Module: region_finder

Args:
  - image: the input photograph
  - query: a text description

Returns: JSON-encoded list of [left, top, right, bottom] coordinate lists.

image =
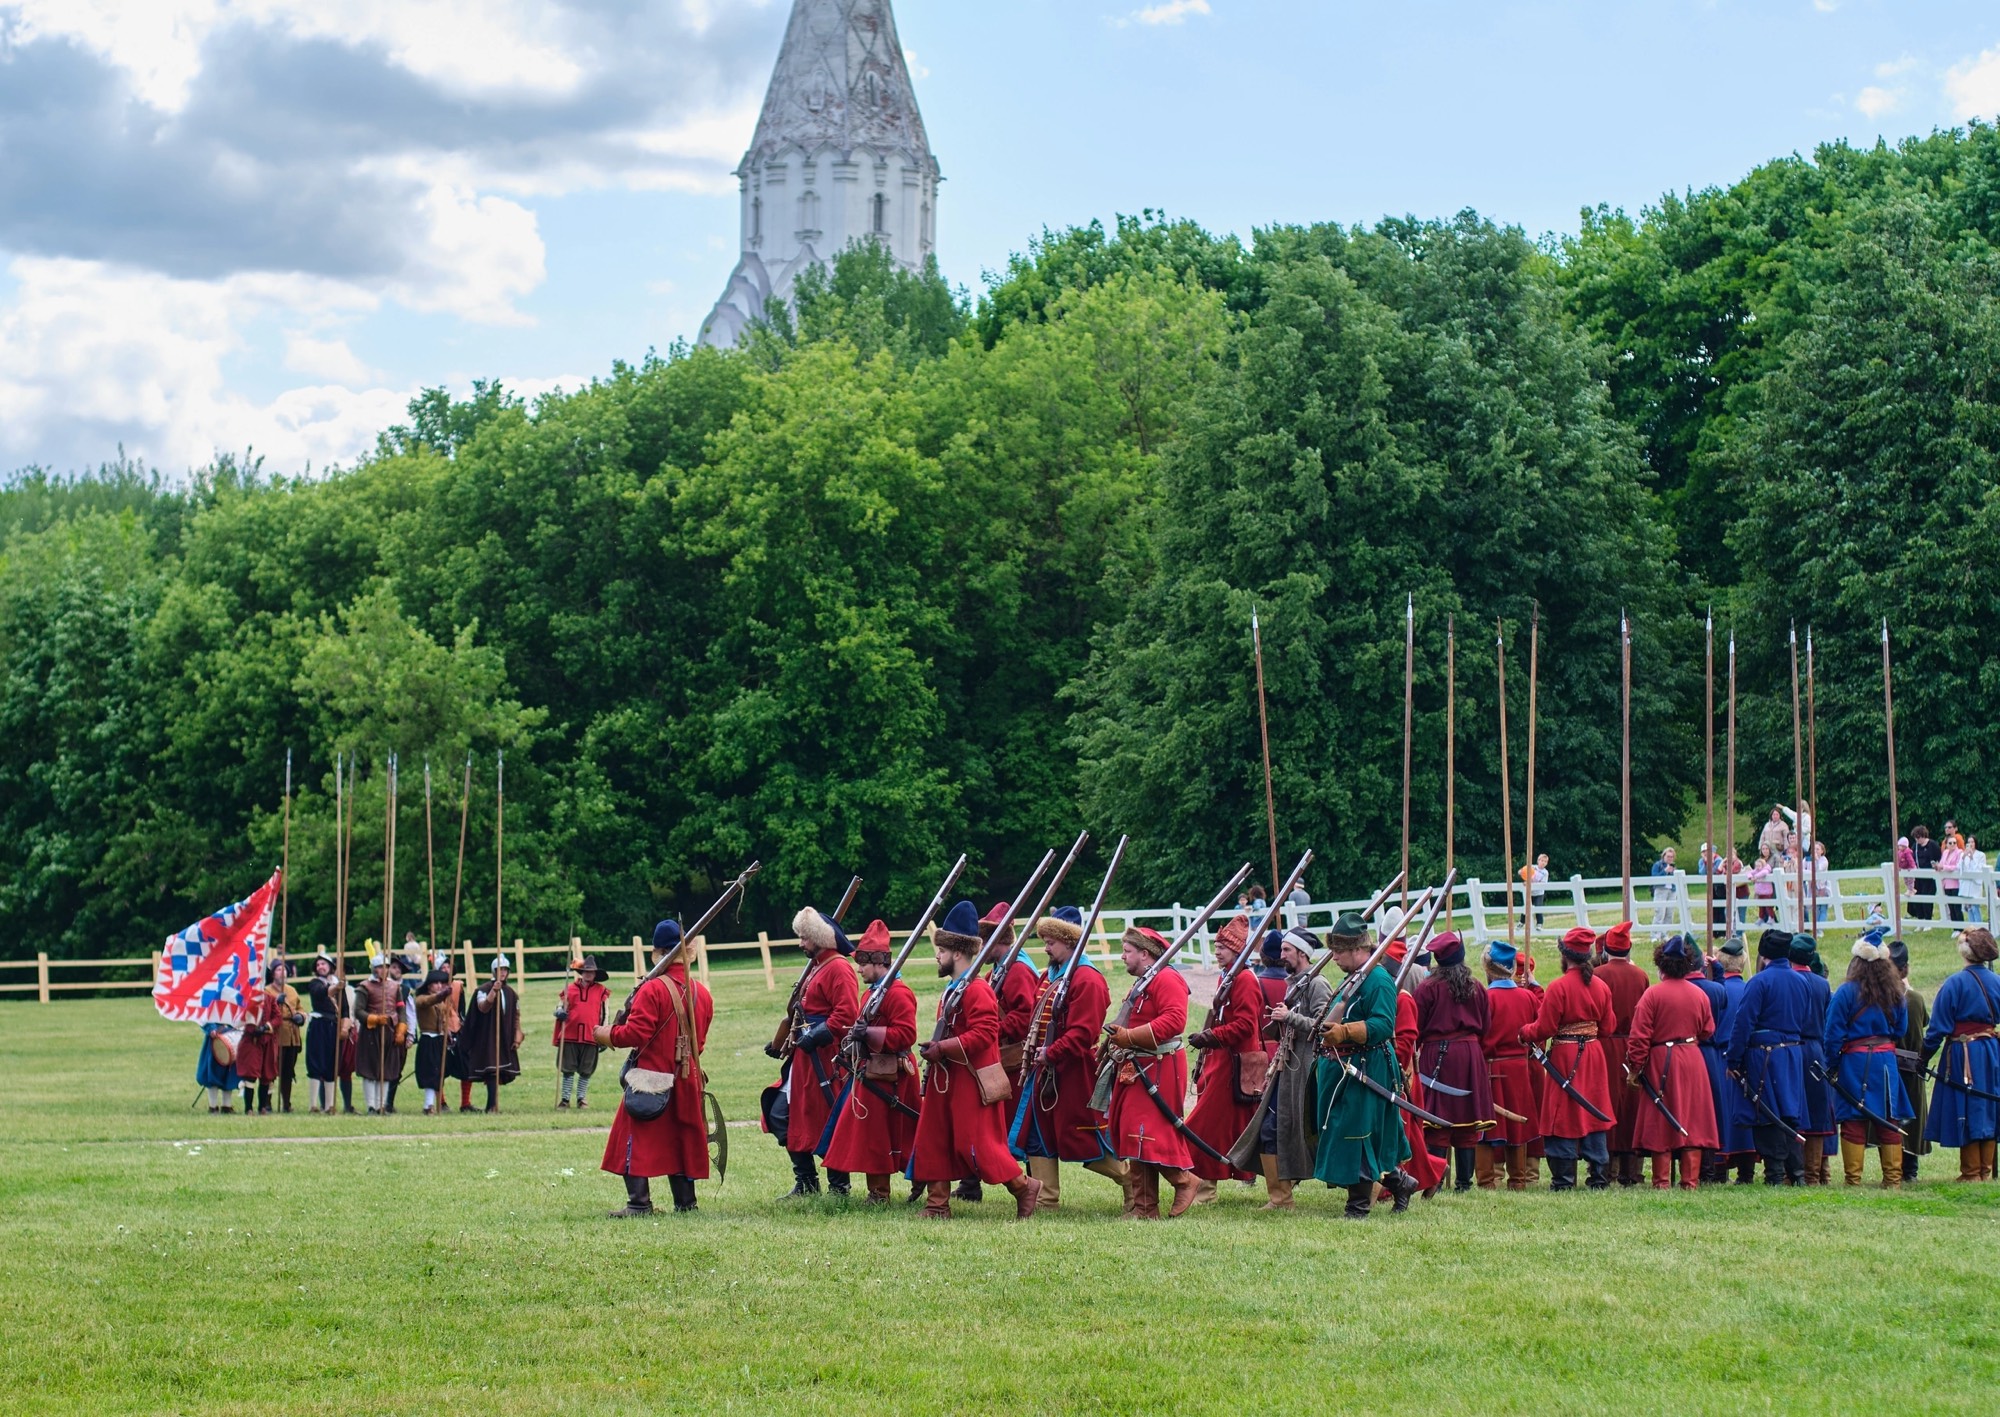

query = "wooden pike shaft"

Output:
[[1790, 626, 1805, 936], [425, 758, 437, 963], [1727, 634, 1737, 940], [1621, 613, 1632, 922], [494, 752, 505, 960], [1883, 622, 1902, 938], [1253, 612, 1280, 904], [281, 748, 292, 957], [1525, 608, 1538, 953], [1806, 629, 1820, 940], [1498, 620, 1516, 946], [1402, 594, 1414, 918], [334, 751, 344, 977], [1704, 612, 1715, 951], [448, 755, 471, 959], [383, 754, 396, 953], [1445, 617, 1456, 928]]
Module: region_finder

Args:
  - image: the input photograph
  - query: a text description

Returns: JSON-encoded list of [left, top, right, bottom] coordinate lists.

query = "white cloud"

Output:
[[1120, 0, 1210, 26], [1876, 55, 1920, 79], [1812, 0, 1838, 12], [1856, 85, 1902, 120], [903, 48, 930, 80], [1947, 45, 2000, 120], [283, 334, 376, 387]]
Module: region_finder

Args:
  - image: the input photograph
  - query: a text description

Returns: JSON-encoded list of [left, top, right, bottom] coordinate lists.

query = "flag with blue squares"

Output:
[[153, 871, 282, 1025]]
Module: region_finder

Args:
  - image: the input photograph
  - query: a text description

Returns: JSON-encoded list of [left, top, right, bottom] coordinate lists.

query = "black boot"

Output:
[[1902, 1150, 1919, 1181], [782, 1150, 822, 1199], [1382, 1168, 1421, 1213], [1584, 1157, 1611, 1190], [1762, 1154, 1784, 1185], [667, 1175, 697, 1213], [385, 1080, 399, 1115], [1343, 1183, 1375, 1219], [1452, 1147, 1475, 1192], [1735, 1156, 1757, 1185], [905, 1179, 926, 1205], [1783, 1140, 1806, 1186], [340, 1079, 355, 1114], [1548, 1157, 1577, 1192], [825, 1168, 851, 1197], [609, 1174, 654, 1218], [953, 1178, 984, 1202]]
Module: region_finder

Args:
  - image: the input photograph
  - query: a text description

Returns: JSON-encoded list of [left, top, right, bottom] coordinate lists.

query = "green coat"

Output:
[[1899, 987, 1931, 1155], [1311, 964, 1411, 1187]]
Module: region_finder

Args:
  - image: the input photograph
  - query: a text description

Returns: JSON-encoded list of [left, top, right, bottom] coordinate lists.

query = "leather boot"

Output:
[[921, 1180, 953, 1219], [1878, 1144, 1903, 1189], [1084, 1156, 1129, 1184], [1343, 1182, 1374, 1219], [1548, 1156, 1577, 1192], [1841, 1137, 1867, 1186], [1474, 1145, 1498, 1191], [1115, 1166, 1141, 1219], [1678, 1147, 1703, 1189], [1506, 1145, 1531, 1191], [1026, 1156, 1061, 1211], [1651, 1151, 1673, 1189], [608, 1174, 654, 1219], [952, 1178, 984, 1203], [864, 1173, 891, 1205], [1189, 1178, 1219, 1207], [1259, 1155, 1295, 1211], [1617, 1151, 1643, 1187], [1903, 1149, 1920, 1181], [1984, 1138, 1998, 1181], [1452, 1147, 1475, 1192], [1383, 1168, 1421, 1213], [1960, 1143, 1982, 1182], [825, 1169, 851, 1198], [667, 1175, 697, 1213], [1585, 1156, 1611, 1190], [1131, 1165, 1162, 1220], [781, 1151, 821, 1199], [1163, 1168, 1201, 1218], [1734, 1155, 1757, 1184], [1003, 1172, 1043, 1220]]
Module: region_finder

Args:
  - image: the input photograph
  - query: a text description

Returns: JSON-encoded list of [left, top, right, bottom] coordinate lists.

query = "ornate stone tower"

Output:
[[699, 0, 941, 347]]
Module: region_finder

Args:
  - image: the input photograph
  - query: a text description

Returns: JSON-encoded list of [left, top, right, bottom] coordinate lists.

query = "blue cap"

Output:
[[939, 899, 982, 939], [652, 919, 682, 954], [1659, 934, 1691, 960], [1050, 905, 1083, 928], [1485, 939, 1518, 970], [1260, 929, 1285, 966]]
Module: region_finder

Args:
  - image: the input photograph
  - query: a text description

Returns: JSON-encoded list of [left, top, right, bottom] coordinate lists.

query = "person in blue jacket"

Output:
[[1923, 927, 2000, 1181], [1697, 935, 1755, 1182], [1824, 931, 1914, 1187], [1727, 930, 1815, 1185], [1788, 933, 1836, 1184], [196, 1022, 241, 1114]]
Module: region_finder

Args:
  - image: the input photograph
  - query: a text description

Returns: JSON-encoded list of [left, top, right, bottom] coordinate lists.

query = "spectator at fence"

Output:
[[1650, 847, 1679, 925], [1518, 854, 1550, 926], [1911, 826, 1940, 920], [1966, 837, 1988, 923], [1812, 841, 1833, 924], [1779, 802, 1815, 849], [1751, 846, 1777, 924], [1759, 808, 1789, 860]]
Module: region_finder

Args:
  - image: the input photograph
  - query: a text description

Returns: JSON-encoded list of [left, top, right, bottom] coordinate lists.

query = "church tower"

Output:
[[699, 0, 941, 347]]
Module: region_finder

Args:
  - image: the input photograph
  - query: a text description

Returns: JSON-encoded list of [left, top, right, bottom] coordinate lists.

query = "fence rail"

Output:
[[2, 864, 1985, 1002]]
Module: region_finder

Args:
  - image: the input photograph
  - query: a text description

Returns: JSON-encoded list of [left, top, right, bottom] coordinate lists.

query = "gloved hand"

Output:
[[796, 1023, 834, 1051], [763, 1041, 785, 1060], [1188, 1030, 1216, 1050], [366, 1014, 389, 1028], [918, 1039, 941, 1062], [1107, 1026, 1147, 1050], [844, 1023, 869, 1050], [1320, 1019, 1368, 1049], [394, 1023, 409, 1046], [554, 1006, 568, 1022]]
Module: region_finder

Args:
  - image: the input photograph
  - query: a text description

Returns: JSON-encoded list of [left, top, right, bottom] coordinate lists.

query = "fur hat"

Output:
[[1959, 928, 1999, 964], [1036, 906, 1083, 948], [1852, 930, 1892, 964], [853, 918, 893, 965], [1597, 921, 1634, 956], [934, 900, 983, 956], [1122, 924, 1171, 959], [1758, 929, 1793, 961], [794, 907, 853, 957], [652, 919, 682, 955]]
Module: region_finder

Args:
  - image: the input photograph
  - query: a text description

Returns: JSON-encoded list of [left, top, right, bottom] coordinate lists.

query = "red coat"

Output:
[[1106, 967, 1192, 1167], [235, 988, 284, 1082], [600, 966, 714, 1180], [1481, 983, 1542, 1146], [990, 957, 1040, 1095], [784, 954, 859, 1153], [824, 978, 920, 1175], [1624, 977, 1719, 1152], [1597, 957, 1652, 1149], [1022, 961, 1114, 1162], [909, 975, 1023, 1184], [552, 979, 608, 1046], [1523, 968, 1618, 1138], [1395, 988, 1447, 1191], [1186, 968, 1264, 1180]]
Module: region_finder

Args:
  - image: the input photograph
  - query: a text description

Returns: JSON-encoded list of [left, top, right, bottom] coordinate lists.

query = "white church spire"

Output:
[[699, 0, 941, 347]]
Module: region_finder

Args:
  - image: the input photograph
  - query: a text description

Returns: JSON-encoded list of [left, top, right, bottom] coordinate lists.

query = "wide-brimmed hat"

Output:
[[572, 955, 607, 981]]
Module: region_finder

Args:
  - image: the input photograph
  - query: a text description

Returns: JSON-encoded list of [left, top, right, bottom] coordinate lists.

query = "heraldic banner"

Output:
[[153, 871, 283, 1025]]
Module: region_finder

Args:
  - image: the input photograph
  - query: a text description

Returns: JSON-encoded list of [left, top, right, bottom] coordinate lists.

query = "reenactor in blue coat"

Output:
[[1923, 927, 2000, 1182], [1726, 931, 1817, 1185], [1824, 933, 1914, 1187]]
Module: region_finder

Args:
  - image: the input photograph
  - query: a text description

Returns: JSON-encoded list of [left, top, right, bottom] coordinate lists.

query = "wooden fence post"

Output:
[[631, 935, 644, 979], [570, 936, 582, 965], [36, 952, 49, 1004], [758, 931, 774, 990], [694, 934, 710, 983], [514, 938, 524, 1000], [1467, 879, 1489, 942]]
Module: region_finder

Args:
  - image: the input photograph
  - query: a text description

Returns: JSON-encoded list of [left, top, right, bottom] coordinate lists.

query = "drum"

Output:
[[209, 1027, 242, 1068]]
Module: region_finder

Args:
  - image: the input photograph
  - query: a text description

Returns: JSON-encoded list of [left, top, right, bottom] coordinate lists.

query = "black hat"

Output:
[[1260, 929, 1285, 966], [1888, 938, 1910, 969], [1787, 934, 1817, 966], [421, 967, 451, 990], [1757, 929, 1793, 961]]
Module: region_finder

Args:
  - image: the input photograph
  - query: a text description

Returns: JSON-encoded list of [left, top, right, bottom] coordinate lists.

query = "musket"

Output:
[[842, 854, 969, 1072], [832, 875, 864, 926], [1009, 835, 1128, 1150], [1291, 869, 1415, 1008], [1810, 1060, 1905, 1137], [1103, 863, 1254, 1038], [986, 831, 1090, 989], [613, 861, 762, 1025], [924, 849, 1058, 1051], [1386, 873, 1456, 994], [1199, 848, 1312, 1040], [769, 872, 866, 1058]]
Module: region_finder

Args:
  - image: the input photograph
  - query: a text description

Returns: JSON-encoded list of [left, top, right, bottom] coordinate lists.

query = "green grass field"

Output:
[[3, 933, 1996, 1415]]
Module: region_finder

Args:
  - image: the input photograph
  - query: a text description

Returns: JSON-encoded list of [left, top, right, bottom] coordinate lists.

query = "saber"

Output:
[[1810, 1061, 1905, 1137], [1528, 1042, 1615, 1125], [1731, 1069, 1808, 1147], [1339, 1057, 1454, 1129], [1635, 1068, 1688, 1137], [1926, 1066, 2000, 1104]]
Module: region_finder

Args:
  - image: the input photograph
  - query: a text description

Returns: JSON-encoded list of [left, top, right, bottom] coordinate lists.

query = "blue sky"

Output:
[[2, 0, 1996, 475]]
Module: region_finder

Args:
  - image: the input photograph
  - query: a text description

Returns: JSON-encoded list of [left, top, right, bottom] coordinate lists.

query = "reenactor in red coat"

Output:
[[1479, 940, 1542, 1189], [551, 956, 609, 1110], [1184, 915, 1266, 1204], [1015, 906, 1127, 1210], [1594, 920, 1653, 1185], [957, 899, 1040, 1204], [1102, 925, 1201, 1220], [910, 901, 1042, 1220], [1523, 926, 1620, 1190], [825, 920, 921, 1203], [768, 907, 860, 1198], [1624, 935, 1719, 1188], [598, 921, 714, 1217]]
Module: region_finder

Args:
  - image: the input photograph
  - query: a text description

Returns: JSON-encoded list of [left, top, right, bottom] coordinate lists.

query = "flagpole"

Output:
[[1525, 606, 1538, 955], [1790, 624, 1805, 935], [382, 754, 397, 955], [1445, 616, 1456, 929], [1806, 628, 1821, 940], [1402, 593, 1414, 920], [1252, 611, 1280, 908], [1727, 632, 1738, 940], [1621, 611, 1632, 923], [1498, 620, 1517, 947], [1704, 610, 1715, 953], [1883, 621, 1903, 939], [280, 748, 292, 960]]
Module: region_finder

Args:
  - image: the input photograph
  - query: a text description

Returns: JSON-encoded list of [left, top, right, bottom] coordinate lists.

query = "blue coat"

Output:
[[1822, 985, 1913, 1125], [195, 1023, 239, 1091], [1794, 966, 1835, 1135], [1696, 973, 1753, 1152], [1924, 965, 2000, 1146], [1726, 963, 1817, 1126]]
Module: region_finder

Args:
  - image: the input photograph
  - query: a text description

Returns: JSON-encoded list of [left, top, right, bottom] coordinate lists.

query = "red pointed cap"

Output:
[[1598, 920, 1634, 956], [980, 901, 1010, 926], [1560, 926, 1597, 954]]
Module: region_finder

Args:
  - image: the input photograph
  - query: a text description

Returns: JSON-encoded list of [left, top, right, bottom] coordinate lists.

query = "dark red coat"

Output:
[[1597, 957, 1652, 1149], [1186, 968, 1264, 1180], [990, 957, 1040, 1096], [600, 966, 714, 1180], [1105, 967, 1192, 1166], [1624, 977, 1719, 1152], [235, 987, 284, 1082], [1394, 987, 1447, 1192], [1481, 982, 1542, 1145], [824, 978, 919, 1176], [784, 954, 859, 1153], [909, 975, 1023, 1184], [1414, 974, 1493, 1131], [552, 979, 608, 1046], [1023, 961, 1114, 1161], [1523, 968, 1618, 1138]]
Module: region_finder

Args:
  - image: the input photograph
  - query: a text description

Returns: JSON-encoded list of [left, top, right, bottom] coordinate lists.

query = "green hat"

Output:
[[1330, 910, 1368, 942]]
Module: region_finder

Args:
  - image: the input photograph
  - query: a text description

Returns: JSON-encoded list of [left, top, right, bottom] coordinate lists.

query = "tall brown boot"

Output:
[[1002, 1171, 1043, 1220], [1678, 1147, 1703, 1189], [921, 1180, 952, 1219], [1650, 1151, 1673, 1189], [1189, 1178, 1219, 1207], [1132, 1164, 1162, 1220], [1258, 1155, 1295, 1211], [1840, 1137, 1867, 1186], [1026, 1156, 1061, 1211], [1163, 1168, 1202, 1218], [1474, 1146, 1498, 1190], [864, 1173, 891, 1205], [1115, 1165, 1141, 1219], [1878, 1143, 1903, 1189], [1982, 1138, 1998, 1180], [1506, 1145, 1532, 1191]]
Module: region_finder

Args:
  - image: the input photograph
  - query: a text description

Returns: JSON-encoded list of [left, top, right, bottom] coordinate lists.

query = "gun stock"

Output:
[[1106, 862, 1254, 1034]]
